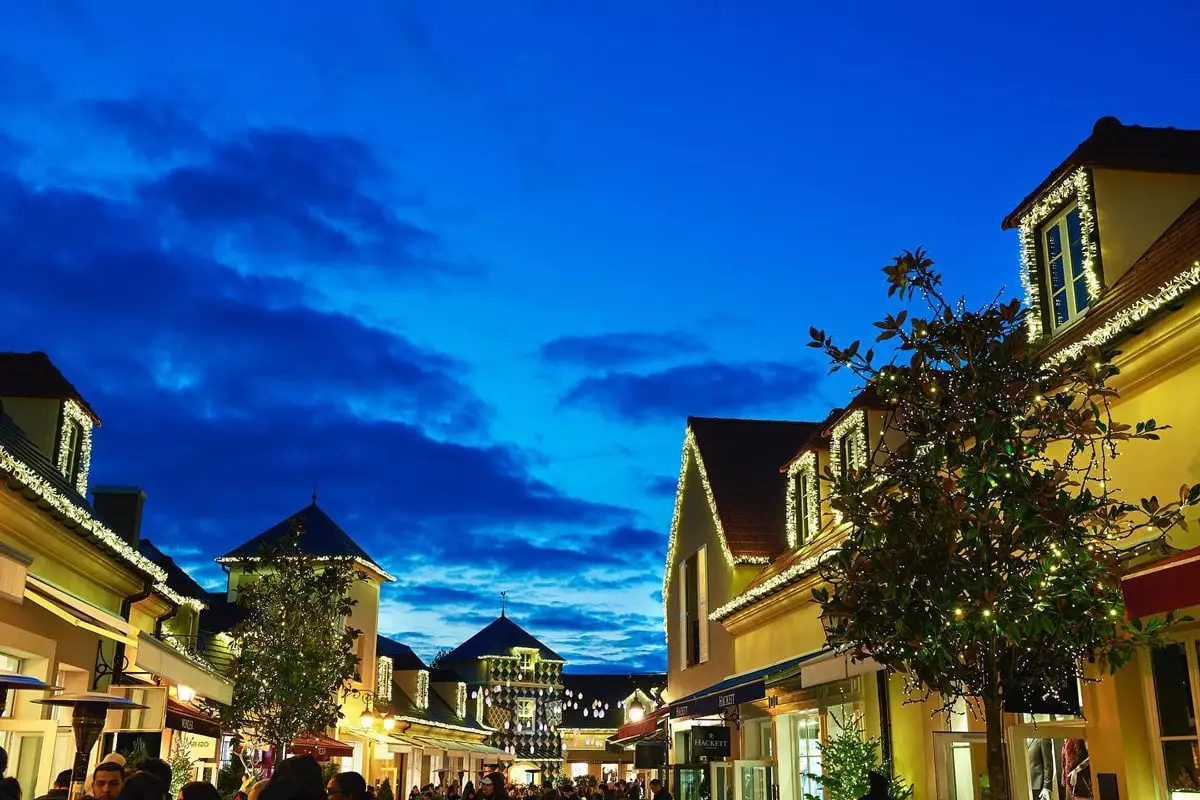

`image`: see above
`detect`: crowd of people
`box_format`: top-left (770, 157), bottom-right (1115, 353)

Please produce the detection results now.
top-left (403, 775), bottom-right (667, 800)
top-left (1, 746), bottom-right (670, 800)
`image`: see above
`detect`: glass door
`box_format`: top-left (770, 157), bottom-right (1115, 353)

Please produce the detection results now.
top-left (0, 717), bottom-right (57, 798)
top-left (932, 732), bottom-right (989, 800)
top-left (733, 761), bottom-right (772, 800)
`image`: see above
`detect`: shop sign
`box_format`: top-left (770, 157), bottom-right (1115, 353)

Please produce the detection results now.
top-left (690, 726), bottom-right (730, 760)
top-left (670, 680), bottom-right (765, 719)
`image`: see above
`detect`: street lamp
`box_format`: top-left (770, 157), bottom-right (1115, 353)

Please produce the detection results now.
top-left (34, 692), bottom-right (147, 800)
top-left (627, 699), bottom-right (645, 723)
top-left (360, 710), bottom-right (375, 729)
top-left (382, 714), bottom-right (396, 732)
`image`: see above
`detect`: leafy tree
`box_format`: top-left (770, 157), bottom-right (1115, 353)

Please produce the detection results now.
top-left (808, 250), bottom-right (1200, 800)
top-left (225, 520), bottom-right (363, 754)
top-left (802, 713), bottom-right (911, 800)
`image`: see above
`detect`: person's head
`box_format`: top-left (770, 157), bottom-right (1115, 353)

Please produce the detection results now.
top-left (247, 780), bottom-right (270, 800)
top-left (647, 782), bottom-right (660, 794)
top-left (261, 756), bottom-right (323, 800)
top-left (117, 772), bottom-right (166, 800)
top-left (50, 770), bottom-right (71, 790)
top-left (179, 783), bottom-right (221, 800)
top-left (0, 744), bottom-right (8, 777)
top-left (92, 762), bottom-right (126, 800)
top-left (102, 755), bottom-right (127, 769)
top-left (866, 773), bottom-right (887, 795)
top-left (328, 773), bottom-right (367, 800)
top-left (134, 760), bottom-right (171, 798)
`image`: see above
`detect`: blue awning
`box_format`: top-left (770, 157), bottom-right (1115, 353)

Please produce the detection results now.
top-left (668, 650), bottom-right (829, 719)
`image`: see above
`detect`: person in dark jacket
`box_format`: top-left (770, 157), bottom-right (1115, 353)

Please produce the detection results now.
top-left (179, 783), bottom-right (221, 800)
top-left (647, 781), bottom-right (669, 800)
top-left (0, 749), bottom-right (17, 800)
top-left (34, 770), bottom-right (71, 800)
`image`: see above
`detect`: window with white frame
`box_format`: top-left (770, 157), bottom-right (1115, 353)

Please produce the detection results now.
top-left (795, 712), bottom-right (822, 798)
top-left (517, 650), bottom-right (537, 671)
top-left (1149, 641), bottom-right (1200, 792)
top-left (1041, 203), bottom-right (1090, 329)
top-left (517, 697), bottom-right (536, 722)
top-left (678, 546), bottom-right (709, 669)
top-left (796, 469), bottom-right (816, 544)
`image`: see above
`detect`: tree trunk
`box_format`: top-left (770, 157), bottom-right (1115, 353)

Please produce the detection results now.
top-left (981, 681), bottom-right (1009, 800)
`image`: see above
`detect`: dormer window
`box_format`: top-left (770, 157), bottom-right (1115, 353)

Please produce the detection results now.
top-left (517, 649), bottom-right (537, 671)
top-left (831, 409), bottom-right (867, 477)
top-left (1042, 204), bottom-right (1090, 328)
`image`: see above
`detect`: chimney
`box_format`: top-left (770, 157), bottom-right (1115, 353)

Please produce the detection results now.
top-left (91, 486), bottom-right (147, 547)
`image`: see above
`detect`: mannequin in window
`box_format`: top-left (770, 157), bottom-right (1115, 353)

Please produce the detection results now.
top-left (1026, 739), bottom-right (1054, 800)
top-left (1062, 739), bottom-right (1091, 799)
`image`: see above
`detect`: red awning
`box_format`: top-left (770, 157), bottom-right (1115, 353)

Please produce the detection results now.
top-left (1122, 547), bottom-right (1200, 618)
top-left (289, 735), bottom-right (354, 761)
top-left (613, 707), bottom-right (667, 742)
top-left (165, 697), bottom-right (222, 739)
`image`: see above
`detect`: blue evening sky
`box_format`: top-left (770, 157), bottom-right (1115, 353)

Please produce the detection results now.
top-left (2, 1), bottom-right (1198, 670)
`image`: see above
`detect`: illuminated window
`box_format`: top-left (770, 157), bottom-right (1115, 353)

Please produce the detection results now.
top-left (376, 656), bottom-right (393, 702)
top-left (795, 712), bottom-right (821, 798)
top-left (60, 420), bottom-right (81, 482)
top-left (1041, 204), bottom-right (1090, 329)
top-left (517, 698), bottom-right (536, 722)
top-left (795, 470), bottom-right (817, 543)
top-left (518, 650), bottom-right (536, 670)
top-left (456, 683), bottom-right (467, 718)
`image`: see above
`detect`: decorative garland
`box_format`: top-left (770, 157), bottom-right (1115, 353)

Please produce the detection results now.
top-left (56, 399), bottom-right (93, 495)
top-left (709, 550), bottom-right (836, 621)
top-left (216, 553), bottom-right (396, 582)
top-left (416, 669), bottom-right (430, 710)
top-left (377, 656), bottom-right (393, 702)
top-left (456, 682), bottom-right (467, 718)
top-left (830, 409), bottom-right (868, 477)
top-left (785, 451), bottom-right (820, 548)
top-left (1018, 168), bottom-right (1102, 341)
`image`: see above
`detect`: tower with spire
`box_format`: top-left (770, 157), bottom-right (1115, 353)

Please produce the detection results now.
top-left (439, 611), bottom-right (567, 776)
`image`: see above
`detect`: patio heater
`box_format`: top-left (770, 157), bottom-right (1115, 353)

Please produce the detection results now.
top-left (0, 673), bottom-right (61, 718)
top-left (34, 692), bottom-right (147, 800)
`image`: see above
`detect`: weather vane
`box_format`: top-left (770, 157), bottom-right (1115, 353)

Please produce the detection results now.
top-left (500, 590), bottom-right (508, 617)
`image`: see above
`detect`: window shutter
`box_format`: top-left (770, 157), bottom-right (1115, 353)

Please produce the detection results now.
top-left (678, 562), bottom-right (689, 671)
top-left (698, 546), bottom-right (709, 663)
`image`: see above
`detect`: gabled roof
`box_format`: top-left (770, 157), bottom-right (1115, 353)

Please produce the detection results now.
top-left (1042, 196), bottom-right (1200, 363)
top-left (0, 351), bottom-right (100, 423)
top-left (216, 501), bottom-right (393, 581)
top-left (1004, 118), bottom-right (1200, 229)
top-left (560, 673), bottom-right (664, 728)
top-left (687, 417), bottom-right (821, 561)
top-left (377, 635), bottom-right (427, 671)
top-left (141, 538), bottom-right (210, 603)
top-left (440, 614), bottom-right (564, 663)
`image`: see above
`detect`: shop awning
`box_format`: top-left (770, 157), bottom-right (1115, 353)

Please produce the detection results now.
top-left (765, 649), bottom-right (880, 688)
top-left (1122, 547), bottom-right (1200, 618)
top-left (668, 652), bottom-right (823, 719)
top-left (290, 735), bottom-right (354, 760)
top-left (165, 697), bottom-right (221, 739)
top-left (611, 707), bottom-right (667, 744)
top-left (24, 578), bottom-right (137, 646)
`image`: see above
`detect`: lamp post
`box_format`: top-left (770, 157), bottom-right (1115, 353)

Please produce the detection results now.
top-left (627, 699), bottom-right (645, 723)
top-left (34, 692), bottom-right (148, 800)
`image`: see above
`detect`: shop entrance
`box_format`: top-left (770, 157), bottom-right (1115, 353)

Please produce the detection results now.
top-left (1008, 723), bottom-right (1091, 800)
top-left (932, 732), bottom-right (988, 800)
top-left (0, 717), bottom-right (57, 797)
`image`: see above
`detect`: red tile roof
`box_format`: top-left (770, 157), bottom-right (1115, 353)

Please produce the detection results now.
top-left (1042, 196), bottom-right (1200, 360)
top-left (1004, 117), bottom-right (1200, 230)
top-left (688, 416), bottom-right (821, 560)
top-left (0, 351), bottom-right (100, 423)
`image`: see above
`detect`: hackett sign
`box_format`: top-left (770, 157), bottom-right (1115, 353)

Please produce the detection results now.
top-left (669, 680), bottom-right (765, 719)
top-left (691, 726), bottom-right (731, 760)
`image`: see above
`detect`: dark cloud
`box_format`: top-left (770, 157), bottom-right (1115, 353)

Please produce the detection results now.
top-left (561, 361), bottom-right (823, 423)
top-left (87, 97), bottom-right (209, 158)
top-left (123, 123), bottom-right (443, 276)
top-left (646, 474), bottom-right (679, 498)
top-left (539, 331), bottom-right (708, 369)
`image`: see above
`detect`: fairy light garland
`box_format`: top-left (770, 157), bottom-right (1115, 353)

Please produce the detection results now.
top-left (830, 409), bottom-right (868, 476)
top-left (416, 669), bottom-right (430, 710)
top-left (0, 444), bottom-right (168, 582)
top-left (785, 451), bottom-right (820, 548)
top-left (456, 682), bottom-right (468, 718)
top-left (377, 656), bottom-right (394, 702)
top-left (709, 549), bottom-right (836, 621)
top-left (216, 553), bottom-right (396, 582)
top-left (56, 399), bottom-right (93, 495)
top-left (1018, 168), bottom-right (1102, 341)
top-left (1048, 261), bottom-right (1200, 366)
top-left (157, 583), bottom-right (207, 611)
top-left (660, 426), bottom-right (772, 633)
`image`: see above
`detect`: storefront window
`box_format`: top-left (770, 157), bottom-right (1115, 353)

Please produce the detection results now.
top-left (0, 653), bottom-right (20, 717)
top-left (795, 712), bottom-right (821, 800)
top-left (1150, 642), bottom-right (1200, 791)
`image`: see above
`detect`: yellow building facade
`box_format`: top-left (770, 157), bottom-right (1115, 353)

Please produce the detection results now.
top-left (662, 118), bottom-right (1200, 800)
